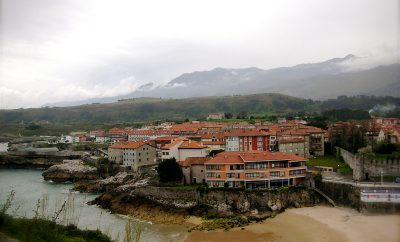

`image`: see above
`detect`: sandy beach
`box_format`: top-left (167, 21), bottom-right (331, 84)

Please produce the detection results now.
top-left (184, 206), bottom-right (400, 242)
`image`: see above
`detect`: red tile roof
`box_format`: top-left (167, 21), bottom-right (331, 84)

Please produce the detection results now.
top-left (225, 129), bottom-right (268, 137)
top-left (202, 141), bottom-right (225, 145)
top-left (178, 140), bottom-right (207, 149)
top-left (108, 128), bottom-right (129, 134)
top-left (161, 138), bottom-right (186, 150)
top-left (205, 151), bottom-right (306, 164)
top-left (109, 141), bottom-right (151, 149)
top-left (179, 157), bottom-right (210, 167)
top-left (200, 133), bottom-right (225, 139)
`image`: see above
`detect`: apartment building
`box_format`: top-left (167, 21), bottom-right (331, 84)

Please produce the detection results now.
top-left (264, 123), bottom-right (325, 156)
top-left (278, 138), bottom-right (307, 158)
top-left (108, 141), bottom-right (157, 171)
top-left (201, 133), bottom-right (225, 151)
top-left (205, 151), bottom-right (307, 189)
top-left (225, 129), bottom-right (268, 152)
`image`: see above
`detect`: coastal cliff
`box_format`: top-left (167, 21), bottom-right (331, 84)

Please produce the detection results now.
top-left (92, 185), bottom-right (319, 224)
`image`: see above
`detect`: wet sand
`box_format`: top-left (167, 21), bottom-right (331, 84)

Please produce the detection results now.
top-left (184, 206), bottom-right (400, 242)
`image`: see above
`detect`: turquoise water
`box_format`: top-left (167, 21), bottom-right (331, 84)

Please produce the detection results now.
top-left (0, 169), bottom-right (188, 242)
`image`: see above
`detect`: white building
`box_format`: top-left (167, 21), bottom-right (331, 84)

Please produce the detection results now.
top-left (109, 141), bottom-right (158, 171)
top-left (161, 139), bottom-right (208, 162)
top-left (58, 135), bottom-right (73, 144)
top-left (207, 112), bottom-right (225, 120)
top-left (95, 135), bottom-right (110, 144)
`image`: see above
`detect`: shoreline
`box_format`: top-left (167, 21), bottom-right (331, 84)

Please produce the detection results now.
top-left (183, 205), bottom-right (400, 242)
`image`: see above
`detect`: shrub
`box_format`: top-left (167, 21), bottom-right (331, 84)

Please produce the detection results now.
top-left (374, 141), bottom-right (398, 154)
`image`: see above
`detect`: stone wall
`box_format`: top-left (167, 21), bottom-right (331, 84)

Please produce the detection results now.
top-left (339, 148), bottom-right (400, 181)
top-left (319, 181), bottom-right (362, 209)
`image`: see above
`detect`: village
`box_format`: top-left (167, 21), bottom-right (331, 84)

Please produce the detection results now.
top-left (5, 113), bottom-right (399, 190)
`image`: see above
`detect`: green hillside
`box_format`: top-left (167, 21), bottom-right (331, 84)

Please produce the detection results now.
top-left (0, 93), bottom-right (399, 137)
top-left (0, 93), bottom-right (314, 124)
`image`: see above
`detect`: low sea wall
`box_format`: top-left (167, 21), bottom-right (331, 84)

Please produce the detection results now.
top-left (319, 180), bottom-right (400, 213)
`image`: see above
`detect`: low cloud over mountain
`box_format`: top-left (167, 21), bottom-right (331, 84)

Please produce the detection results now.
top-left (49, 54), bottom-right (400, 107)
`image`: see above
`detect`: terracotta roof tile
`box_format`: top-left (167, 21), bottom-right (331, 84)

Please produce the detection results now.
top-left (205, 151), bottom-right (306, 164)
top-left (109, 141), bottom-right (151, 149)
top-left (178, 140), bottom-right (207, 149)
top-left (179, 157), bottom-right (210, 167)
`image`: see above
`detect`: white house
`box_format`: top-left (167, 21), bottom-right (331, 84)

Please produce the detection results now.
top-left (161, 139), bottom-right (208, 162)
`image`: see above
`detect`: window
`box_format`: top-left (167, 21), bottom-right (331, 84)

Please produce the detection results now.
top-left (206, 165), bottom-right (222, 170)
top-left (270, 171), bottom-right (285, 177)
top-left (289, 169), bottom-right (305, 175)
top-left (227, 173), bottom-right (235, 178)
top-left (207, 172), bottom-right (221, 178)
top-left (245, 173), bottom-right (260, 178)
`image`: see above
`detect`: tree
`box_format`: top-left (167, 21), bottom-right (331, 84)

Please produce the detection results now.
top-left (374, 141), bottom-right (398, 154)
top-left (307, 116), bottom-right (328, 129)
top-left (225, 113), bottom-right (233, 119)
top-left (329, 121), bottom-right (366, 153)
top-left (236, 111), bottom-right (248, 119)
top-left (157, 158), bottom-right (183, 183)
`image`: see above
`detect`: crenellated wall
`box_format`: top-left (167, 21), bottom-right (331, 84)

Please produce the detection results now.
top-left (338, 148), bottom-right (400, 181)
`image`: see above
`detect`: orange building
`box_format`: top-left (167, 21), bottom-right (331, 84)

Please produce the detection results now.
top-left (205, 151), bottom-right (307, 189)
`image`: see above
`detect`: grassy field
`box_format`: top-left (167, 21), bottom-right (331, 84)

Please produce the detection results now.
top-left (307, 155), bottom-right (353, 174)
top-left (307, 155), bottom-right (345, 168)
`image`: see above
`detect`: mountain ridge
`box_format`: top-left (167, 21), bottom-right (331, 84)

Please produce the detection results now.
top-left (46, 55), bottom-right (400, 107)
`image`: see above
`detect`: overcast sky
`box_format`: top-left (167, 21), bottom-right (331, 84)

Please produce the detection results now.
top-left (0, 0), bottom-right (399, 109)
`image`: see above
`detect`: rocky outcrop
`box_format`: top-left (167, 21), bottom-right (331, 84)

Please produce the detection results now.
top-left (0, 148), bottom-right (82, 169)
top-left (74, 172), bottom-right (137, 193)
top-left (42, 160), bottom-right (99, 182)
top-left (92, 185), bottom-right (319, 224)
top-left (0, 154), bottom-right (64, 168)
